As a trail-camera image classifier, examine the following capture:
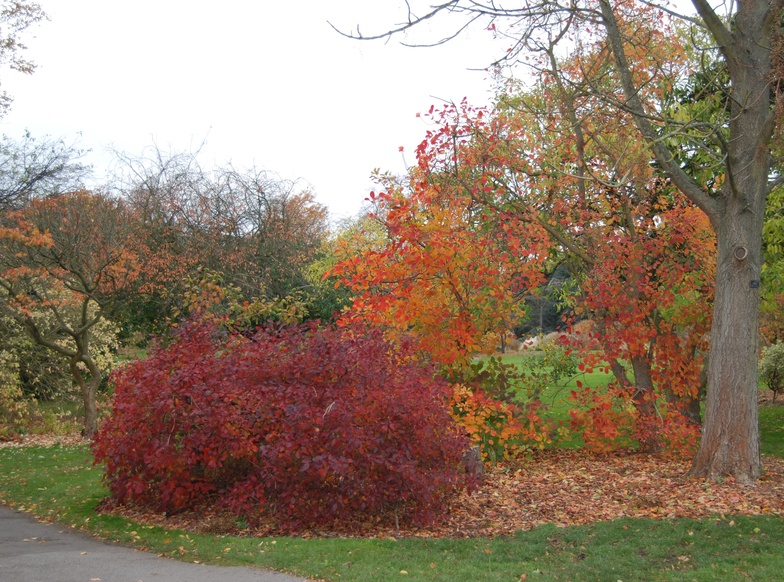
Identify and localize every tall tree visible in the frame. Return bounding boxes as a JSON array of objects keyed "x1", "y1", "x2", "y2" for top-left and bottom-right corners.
[
  {"x1": 341, "y1": 0, "x2": 780, "y2": 483},
  {"x1": 110, "y1": 148, "x2": 329, "y2": 334}
]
